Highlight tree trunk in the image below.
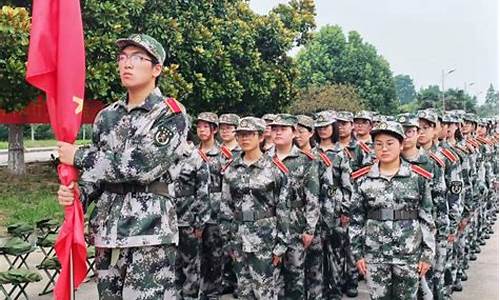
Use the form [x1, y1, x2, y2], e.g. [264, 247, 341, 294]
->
[8, 124, 25, 176]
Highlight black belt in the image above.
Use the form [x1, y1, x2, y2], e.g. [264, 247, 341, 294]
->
[209, 186, 222, 193]
[103, 181, 169, 196]
[234, 210, 276, 222]
[367, 208, 418, 221]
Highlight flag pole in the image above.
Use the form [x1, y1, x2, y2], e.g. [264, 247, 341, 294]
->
[70, 248, 75, 300]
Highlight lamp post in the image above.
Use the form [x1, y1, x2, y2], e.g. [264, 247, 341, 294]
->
[464, 82, 475, 111]
[441, 68, 456, 110]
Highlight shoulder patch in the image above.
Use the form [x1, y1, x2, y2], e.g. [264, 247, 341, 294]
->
[164, 97, 182, 113]
[300, 150, 315, 161]
[220, 145, 233, 160]
[440, 148, 458, 163]
[357, 140, 372, 154]
[221, 159, 233, 175]
[343, 148, 353, 159]
[476, 136, 491, 145]
[197, 149, 210, 163]
[411, 164, 433, 180]
[467, 139, 479, 148]
[429, 152, 445, 168]
[272, 156, 289, 174]
[318, 152, 332, 167]
[351, 165, 371, 180]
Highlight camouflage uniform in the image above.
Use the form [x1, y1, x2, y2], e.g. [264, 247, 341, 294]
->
[75, 33, 188, 300]
[268, 114, 320, 300]
[196, 112, 225, 299]
[173, 149, 210, 299]
[220, 117, 291, 300]
[349, 122, 436, 300]
[313, 111, 353, 300]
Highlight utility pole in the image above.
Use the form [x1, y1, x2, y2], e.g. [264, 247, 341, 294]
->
[441, 68, 456, 111]
[464, 82, 474, 111]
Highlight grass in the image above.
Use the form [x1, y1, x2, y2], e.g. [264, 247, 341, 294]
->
[0, 139, 91, 150]
[0, 162, 63, 234]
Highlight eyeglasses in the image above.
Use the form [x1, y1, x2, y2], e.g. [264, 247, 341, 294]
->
[117, 53, 154, 65]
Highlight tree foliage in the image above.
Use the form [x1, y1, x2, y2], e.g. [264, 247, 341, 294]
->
[416, 85, 477, 113]
[295, 25, 397, 114]
[393, 74, 416, 104]
[477, 83, 499, 117]
[288, 84, 364, 114]
[0, 5, 38, 112]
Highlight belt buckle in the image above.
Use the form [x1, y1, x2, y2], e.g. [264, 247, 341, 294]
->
[380, 208, 394, 220]
[242, 211, 254, 222]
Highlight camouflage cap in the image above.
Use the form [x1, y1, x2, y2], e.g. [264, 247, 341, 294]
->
[462, 113, 478, 124]
[196, 112, 219, 126]
[219, 113, 240, 126]
[262, 114, 277, 123]
[354, 110, 373, 122]
[370, 121, 405, 140]
[336, 111, 354, 122]
[296, 115, 315, 130]
[116, 34, 166, 65]
[417, 110, 438, 125]
[314, 111, 336, 127]
[478, 118, 488, 126]
[236, 117, 266, 133]
[270, 113, 298, 127]
[397, 113, 419, 128]
[442, 113, 459, 124]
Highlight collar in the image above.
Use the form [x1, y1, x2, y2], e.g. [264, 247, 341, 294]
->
[116, 87, 163, 112]
[367, 159, 411, 179]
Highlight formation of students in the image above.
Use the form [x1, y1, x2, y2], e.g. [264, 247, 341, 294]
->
[56, 34, 499, 300]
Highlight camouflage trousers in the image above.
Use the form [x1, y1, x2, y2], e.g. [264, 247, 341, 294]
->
[420, 239, 447, 300]
[334, 225, 358, 291]
[234, 251, 281, 300]
[200, 223, 223, 299]
[95, 244, 176, 300]
[366, 262, 419, 300]
[279, 234, 306, 299]
[321, 227, 342, 300]
[305, 231, 323, 299]
[444, 238, 459, 295]
[175, 226, 201, 300]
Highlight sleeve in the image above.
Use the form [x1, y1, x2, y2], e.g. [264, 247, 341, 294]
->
[431, 162, 450, 240]
[74, 111, 187, 184]
[348, 182, 366, 262]
[340, 156, 353, 216]
[193, 158, 211, 229]
[445, 161, 463, 234]
[419, 177, 436, 265]
[220, 173, 236, 254]
[77, 180, 102, 213]
[273, 172, 291, 257]
[303, 159, 320, 235]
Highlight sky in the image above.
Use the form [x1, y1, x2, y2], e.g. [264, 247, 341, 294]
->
[249, 0, 499, 104]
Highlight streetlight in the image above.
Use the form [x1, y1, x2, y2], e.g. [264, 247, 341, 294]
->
[463, 82, 475, 111]
[441, 68, 456, 110]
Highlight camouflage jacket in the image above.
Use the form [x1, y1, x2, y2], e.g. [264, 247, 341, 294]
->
[197, 143, 224, 225]
[313, 145, 353, 231]
[75, 88, 188, 248]
[267, 145, 320, 236]
[220, 144, 242, 162]
[220, 154, 291, 257]
[172, 149, 210, 228]
[339, 138, 375, 171]
[403, 149, 448, 240]
[349, 160, 436, 265]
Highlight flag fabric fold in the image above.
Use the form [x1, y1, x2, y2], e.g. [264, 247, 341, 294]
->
[26, 0, 87, 299]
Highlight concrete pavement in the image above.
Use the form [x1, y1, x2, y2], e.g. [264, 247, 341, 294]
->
[0, 147, 56, 166]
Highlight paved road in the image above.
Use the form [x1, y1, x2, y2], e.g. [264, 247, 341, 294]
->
[0, 148, 56, 166]
[2, 219, 497, 299]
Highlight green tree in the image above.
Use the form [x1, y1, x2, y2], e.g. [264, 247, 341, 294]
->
[288, 83, 364, 114]
[416, 85, 441, 110]
[393, 74, 416, 104]
[296, 25, 397, 114]
[477, 83, 499, 117]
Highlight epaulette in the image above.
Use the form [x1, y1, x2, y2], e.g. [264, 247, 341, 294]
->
[351, 165, 371, 180]
[220, 145, 233, 160]
[357, 140, 372, 154]
[475, 136, 491, 145]
[411, 164, 433, 180]
[272, 156, 289, 174]
[343, 148, 353, 159]
[318, 152, 332, 167]
[467, 139, 479, 148]
[300, 150, 315, 161]
[453, 145, 469, 155]
[439, 148, 458, 164]
[197, 149, 210, 163]
[429, 152, 445, 168]
[220, 159, 233, 175]
[164, 97, 182, 113]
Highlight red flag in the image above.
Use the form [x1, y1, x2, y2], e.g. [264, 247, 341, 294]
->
[26, 0, 87, 299]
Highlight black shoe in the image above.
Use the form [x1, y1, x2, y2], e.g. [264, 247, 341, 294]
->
[460, 272, 468, 281]
[453, 282, 463, 292]
[470, 253, 478, 261]
[221, 286, 234, 295]
[479, 240, 487, 246]
[346, 288, 358, 298]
